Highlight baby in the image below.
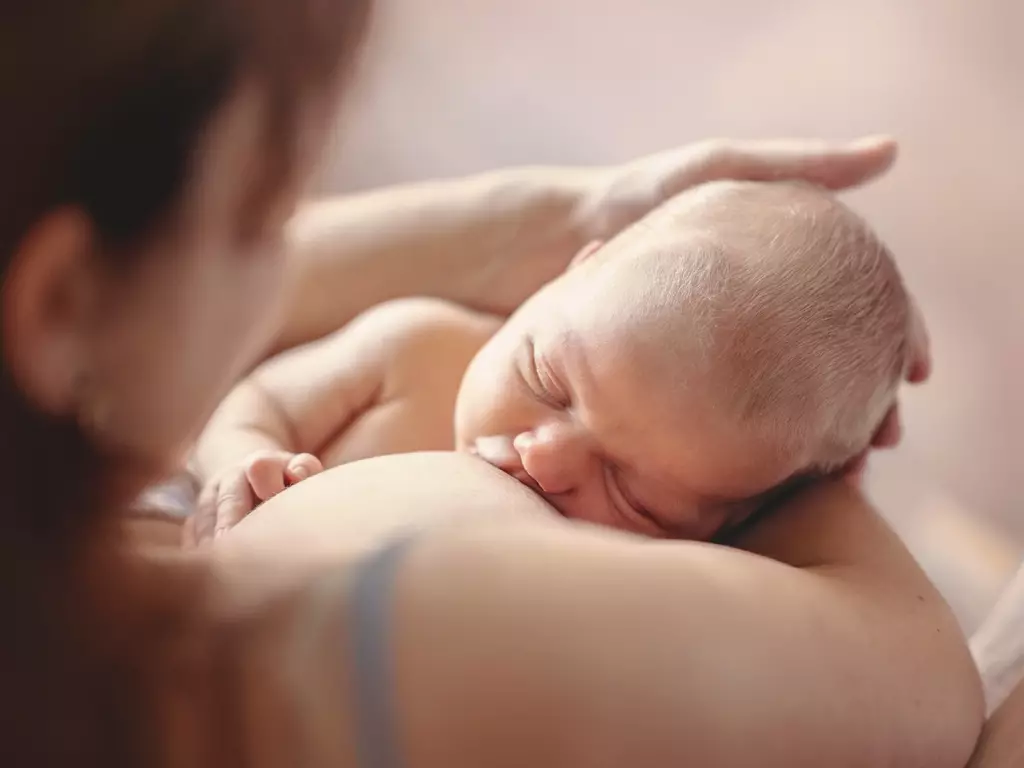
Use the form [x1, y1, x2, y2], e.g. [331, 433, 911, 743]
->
[194, 180, 914, 540]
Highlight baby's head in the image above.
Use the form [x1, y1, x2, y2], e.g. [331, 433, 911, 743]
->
[455, 180, 912, 539]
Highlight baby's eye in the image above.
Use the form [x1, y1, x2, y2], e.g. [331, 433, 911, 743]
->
[522, 337, 568, 408]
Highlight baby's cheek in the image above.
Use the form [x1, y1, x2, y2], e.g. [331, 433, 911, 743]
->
[543, 493, 615, 527]
[454, 391, 515, 450]
[549, 490, 663, 537]
[452, 369, 500, 448]
[455, 384, 546, 454]
[702, 503, 758, 542]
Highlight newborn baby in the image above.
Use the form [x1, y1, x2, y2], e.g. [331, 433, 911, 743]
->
[195, 180, 914, 540]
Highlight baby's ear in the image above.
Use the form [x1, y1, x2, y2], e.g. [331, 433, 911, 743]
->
[569, 240, 605, 269]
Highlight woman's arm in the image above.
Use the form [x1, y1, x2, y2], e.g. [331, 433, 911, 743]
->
[272, 168, 587, 353]
[270, 138, 898, 353]
[390, 480, 983, 767]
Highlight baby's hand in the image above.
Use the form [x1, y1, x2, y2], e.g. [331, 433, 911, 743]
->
[243, 450, 324, 503]
[188, 451, 323, 545]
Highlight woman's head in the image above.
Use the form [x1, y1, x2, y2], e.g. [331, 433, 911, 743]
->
[0, 0, 370, 524]
[1, 5, 371, 760]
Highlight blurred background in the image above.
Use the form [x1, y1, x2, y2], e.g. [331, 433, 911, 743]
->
[318, 0, 1023, 631]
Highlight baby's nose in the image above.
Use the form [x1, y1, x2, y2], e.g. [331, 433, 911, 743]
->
[514, 425, 592, 496]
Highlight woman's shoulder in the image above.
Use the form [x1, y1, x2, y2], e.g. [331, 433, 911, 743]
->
[135, 547, 361, 768]
[174, 469, 984, 768]
[171, 452, 560, 768]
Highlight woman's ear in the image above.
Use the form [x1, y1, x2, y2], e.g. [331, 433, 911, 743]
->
[568, 239, 605, 269]
[2, 208, 104, 416]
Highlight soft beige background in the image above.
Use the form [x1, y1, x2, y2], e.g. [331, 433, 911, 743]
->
[319, 0, 1024, 631]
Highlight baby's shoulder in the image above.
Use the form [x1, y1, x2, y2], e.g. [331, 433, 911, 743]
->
[353, 297, 501, 382]
[356, 297, 501, 346]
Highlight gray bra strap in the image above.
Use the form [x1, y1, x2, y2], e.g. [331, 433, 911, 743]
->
[349, 534, 418, 768]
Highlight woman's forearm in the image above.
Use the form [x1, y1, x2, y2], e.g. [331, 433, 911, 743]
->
[269, 137, 901, 356]
[271, 167, 594, 354]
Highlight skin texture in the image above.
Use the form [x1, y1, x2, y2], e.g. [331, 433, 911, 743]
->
[195, 181, 913, 541]
[269, 137, 907, 354]
[211, 451, 984, 768]
[2, 26, 981, 759]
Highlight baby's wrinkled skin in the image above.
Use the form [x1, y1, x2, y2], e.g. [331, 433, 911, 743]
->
[194, 180, 916, 540]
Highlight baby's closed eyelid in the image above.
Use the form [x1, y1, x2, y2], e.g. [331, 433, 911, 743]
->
[524, 336, 570, 408]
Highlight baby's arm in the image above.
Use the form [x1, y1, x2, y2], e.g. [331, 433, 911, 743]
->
[193, 304, 402, 502]
[191, 298, 498, 539]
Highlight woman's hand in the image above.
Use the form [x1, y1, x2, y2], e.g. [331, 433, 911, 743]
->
[273, 137, 898, 352]
[580, 135, 898, 241]
[470, 136, 900, 316]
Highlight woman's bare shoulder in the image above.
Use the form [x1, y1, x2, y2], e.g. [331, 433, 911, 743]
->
[200, 465, 983, 768]
[385, 481, 984, 768]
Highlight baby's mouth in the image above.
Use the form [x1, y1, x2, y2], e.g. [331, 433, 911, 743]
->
[471, 435, 543, 493]
[471, 435, 519, 466]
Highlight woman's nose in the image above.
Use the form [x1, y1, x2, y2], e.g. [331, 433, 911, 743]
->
[514, 424, 593, 495]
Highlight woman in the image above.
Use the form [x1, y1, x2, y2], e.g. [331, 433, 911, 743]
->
[0, 1, 982, 766]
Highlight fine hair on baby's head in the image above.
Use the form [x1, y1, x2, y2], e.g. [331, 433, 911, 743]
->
[580, 179, 911, 476]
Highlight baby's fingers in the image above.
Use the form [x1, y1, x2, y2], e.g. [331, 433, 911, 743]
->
[213, 471, 256, 540]
[285, 453, 323, 485]
[189, 480, 220, 547]
[245, 451, 293, 501]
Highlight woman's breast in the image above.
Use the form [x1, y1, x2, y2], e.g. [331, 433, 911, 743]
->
[221, 451, 561, 561]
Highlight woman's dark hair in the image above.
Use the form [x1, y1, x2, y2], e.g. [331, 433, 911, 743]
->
[0, 1, 371, 764]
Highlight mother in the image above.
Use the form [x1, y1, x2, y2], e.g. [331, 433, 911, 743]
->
[1, 0, 983, 766]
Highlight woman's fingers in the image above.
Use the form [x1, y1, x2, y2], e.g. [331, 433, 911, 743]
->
[596, 136, 899, 240]
[660, 136, 898, 197]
